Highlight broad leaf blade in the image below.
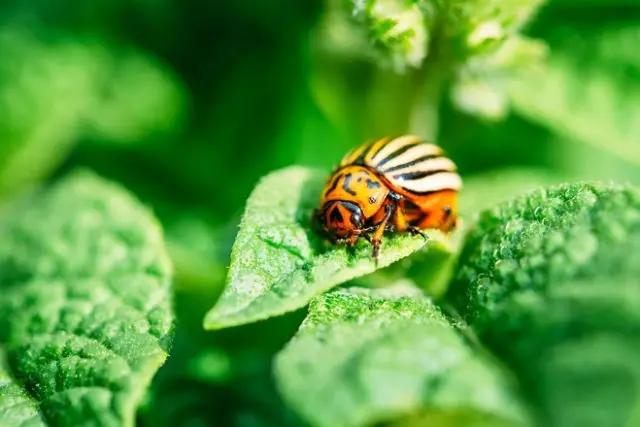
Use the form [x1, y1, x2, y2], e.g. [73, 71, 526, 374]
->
[509, 54, 640, 165]
[0, 27, 102, 199]
[0, 352, 45, 427]
[447, 182, 640, 427]
[274, 286, 531, 427]
[459, 167, 566, 217]
[204, 166, 454, 330]
[0, 170, 174, 426]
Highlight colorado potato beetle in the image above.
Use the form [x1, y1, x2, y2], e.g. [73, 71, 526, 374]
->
[314, 135, 462, 258]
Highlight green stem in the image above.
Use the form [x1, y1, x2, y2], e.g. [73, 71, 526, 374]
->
[408, 60, 449, 141]
[363, 66, 416, 139]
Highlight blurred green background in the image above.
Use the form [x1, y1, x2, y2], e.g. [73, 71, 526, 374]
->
[0, 0, 638, 425]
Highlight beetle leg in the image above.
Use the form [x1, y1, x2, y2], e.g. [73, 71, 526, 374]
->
[371, 203, 395, 259]
[361, 225, 378, 233]
[392, 206, 409, 232]
[408, 227, 429, 241]
[345, 234, 359, 246]
[395, 206, 428, 240]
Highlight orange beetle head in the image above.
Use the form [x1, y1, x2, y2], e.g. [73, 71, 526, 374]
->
[320, 200, 364, 238]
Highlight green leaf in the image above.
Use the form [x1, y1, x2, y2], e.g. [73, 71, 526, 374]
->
[0, 352, 45, 426]
[0, 170, 174, 426]
[83, 47, 187, 146]
[589, 25, 640, 71]
[451, 37, 548, 120]
[204, 166, 455, 330]
[458, 167, 565, 217]
[447, 181, 640, 427]
[508, 277, 640, 427]
[0, 26, 101, 199]
[406, 166, 565, 299]
[142, 291, 307, 427]
[549, 0, 640, 5]
[274, 286, 531, 427]
[449, 180, 640, 330]
[509, 54, 640, 165]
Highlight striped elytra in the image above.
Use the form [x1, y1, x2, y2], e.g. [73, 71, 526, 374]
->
[339, 135, 462, 197]
[315, 135, 461, 259]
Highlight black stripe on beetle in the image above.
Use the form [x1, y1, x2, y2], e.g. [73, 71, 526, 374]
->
[353, 142, 376, 165]
[392, 169, 451, 181]
[367, 136, 394, 162]
[380, 154, 442, 173]
[375, 142, 421, 169]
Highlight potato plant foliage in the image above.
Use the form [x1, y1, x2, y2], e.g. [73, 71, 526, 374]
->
[0, 0, 638, 426]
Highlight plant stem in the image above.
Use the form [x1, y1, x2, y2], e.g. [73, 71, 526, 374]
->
[364, 66, 416, 139]
[408, 59, 448, 141]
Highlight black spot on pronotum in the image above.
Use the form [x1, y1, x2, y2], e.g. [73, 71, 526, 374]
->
[342, 173, 357, 196]
[365, 179, 381, 189]
[368, 196, 377, 204]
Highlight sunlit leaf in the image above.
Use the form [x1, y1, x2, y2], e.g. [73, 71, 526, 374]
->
[448, 181, 640, 427]
[0, 26, 102, 198]
[204, 166, 455, 330]
[509, 54, 640, 165]
[0, 170, 174, 426]
[275, 286, 531, 427]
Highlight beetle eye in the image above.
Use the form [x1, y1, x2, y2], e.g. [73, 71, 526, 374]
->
[351, 210, 363, 227]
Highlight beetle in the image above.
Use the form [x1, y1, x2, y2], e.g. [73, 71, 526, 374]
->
[314, 135, 462, 258]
